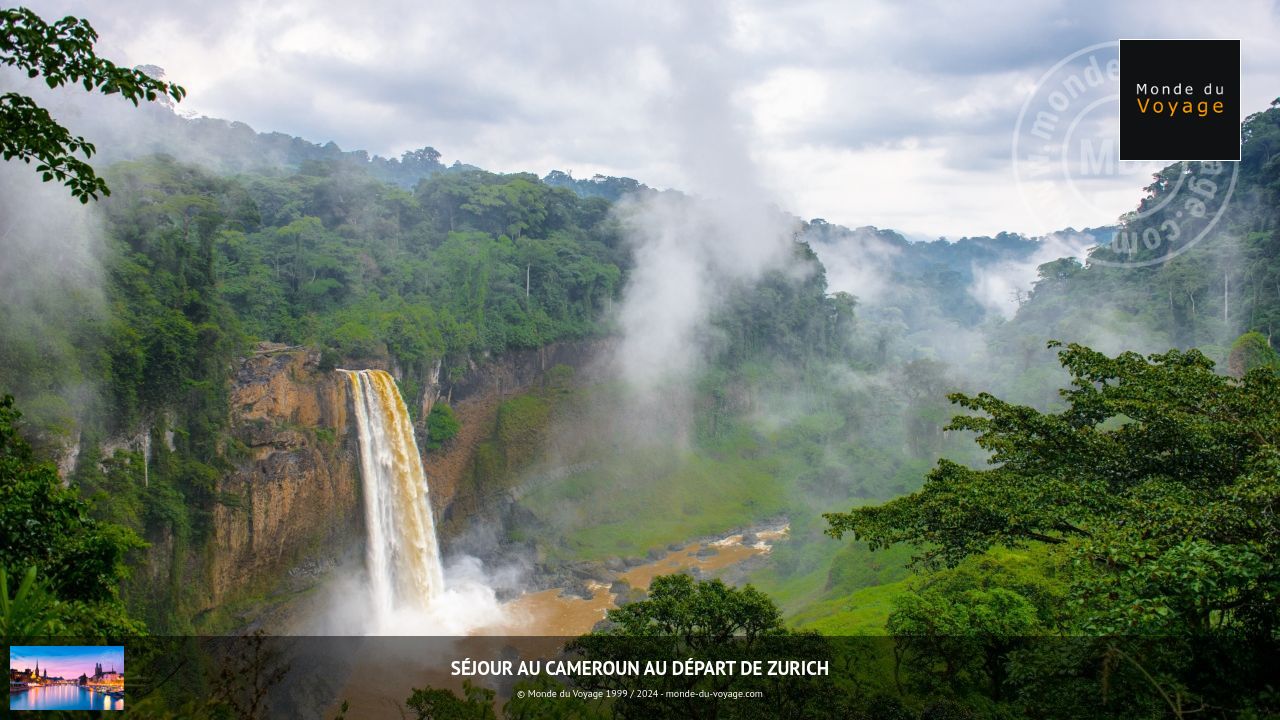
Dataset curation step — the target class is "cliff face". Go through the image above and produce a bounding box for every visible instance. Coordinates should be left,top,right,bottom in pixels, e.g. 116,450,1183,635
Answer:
189,339,603,626
208,344,362,611
423,341,606,538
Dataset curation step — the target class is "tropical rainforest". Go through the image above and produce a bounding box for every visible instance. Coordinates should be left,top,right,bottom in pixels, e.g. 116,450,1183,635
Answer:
2,7,1279,719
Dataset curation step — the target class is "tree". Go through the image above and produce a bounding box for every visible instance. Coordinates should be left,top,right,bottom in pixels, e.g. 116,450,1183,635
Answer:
1226,330,1280,377
884,551,1067,702
0,565,64,643
824,343,1280,716
405,680,496,720
427,402,461,450
900,358,953,458
594,573,785,642
1,7,185,201
567,574,844,720
826,342,1280,637
0,395,145,636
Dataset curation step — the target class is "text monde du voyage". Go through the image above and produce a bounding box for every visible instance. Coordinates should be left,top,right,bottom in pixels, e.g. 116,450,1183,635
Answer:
1134,83,1228,118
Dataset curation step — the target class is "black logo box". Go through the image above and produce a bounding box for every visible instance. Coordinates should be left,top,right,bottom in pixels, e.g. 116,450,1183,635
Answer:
1119,39,1240,161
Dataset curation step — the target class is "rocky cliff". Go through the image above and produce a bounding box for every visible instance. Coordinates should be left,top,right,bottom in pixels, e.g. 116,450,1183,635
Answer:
181,339,603,627
206,343,363,618
421,341,605,534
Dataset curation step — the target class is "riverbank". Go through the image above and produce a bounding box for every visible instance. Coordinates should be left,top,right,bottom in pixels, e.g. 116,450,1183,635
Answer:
494,520,790,636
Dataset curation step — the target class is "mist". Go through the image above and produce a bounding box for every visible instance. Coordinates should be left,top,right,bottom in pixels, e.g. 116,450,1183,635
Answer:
303,547,523,637
807,225,903,305
0,161,107,448
606,4,797,441
968,231,1095,318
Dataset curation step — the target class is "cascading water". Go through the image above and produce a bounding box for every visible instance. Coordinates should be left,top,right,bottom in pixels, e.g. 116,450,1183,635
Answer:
341,369,445,623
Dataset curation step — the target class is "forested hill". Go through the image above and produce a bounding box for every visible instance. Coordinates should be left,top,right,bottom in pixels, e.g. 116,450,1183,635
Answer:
5,71,665,199
0,156,631,444
1,71,466,187
803,222,1115,330
996,98,1280,364
5,93,1280,452
0,143,655,633
0,86,1015,449
0,105,855,636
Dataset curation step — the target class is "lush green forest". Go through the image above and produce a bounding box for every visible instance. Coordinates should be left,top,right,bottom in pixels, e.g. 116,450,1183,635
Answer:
4,156,628,434
0,153,641,630
3,10,1280,715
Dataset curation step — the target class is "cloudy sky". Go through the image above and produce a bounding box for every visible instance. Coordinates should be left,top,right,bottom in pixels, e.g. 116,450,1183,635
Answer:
20,0,1280,238
10,645,124,680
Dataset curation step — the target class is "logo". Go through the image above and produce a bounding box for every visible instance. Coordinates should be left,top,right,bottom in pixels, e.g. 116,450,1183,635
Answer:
1013,41,1238,268
1120,39,1240,161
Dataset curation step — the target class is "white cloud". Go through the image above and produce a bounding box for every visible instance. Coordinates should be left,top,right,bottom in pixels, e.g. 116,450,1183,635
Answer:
968,232,1095,318
18,0,1280,237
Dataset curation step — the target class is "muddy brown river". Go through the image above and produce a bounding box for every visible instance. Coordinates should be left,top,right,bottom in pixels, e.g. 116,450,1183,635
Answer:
491,525,789,636
329,525,788,718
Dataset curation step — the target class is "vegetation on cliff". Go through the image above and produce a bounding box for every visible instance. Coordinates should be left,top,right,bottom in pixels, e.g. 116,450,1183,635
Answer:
0,395,143,640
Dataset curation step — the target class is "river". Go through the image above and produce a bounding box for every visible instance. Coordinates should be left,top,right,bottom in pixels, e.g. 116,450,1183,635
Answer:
493,524,790,636
9,685,124,711
326,523,789,718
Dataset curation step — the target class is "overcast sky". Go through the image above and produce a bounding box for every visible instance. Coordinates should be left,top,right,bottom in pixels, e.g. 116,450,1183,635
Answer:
20,0,1280,238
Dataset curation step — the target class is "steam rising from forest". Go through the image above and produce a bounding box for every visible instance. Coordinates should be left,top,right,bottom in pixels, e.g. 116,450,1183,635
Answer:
613,196,795,387
0,163,104,326
606,8,796,439
968,232,1094,318
0,162,107,441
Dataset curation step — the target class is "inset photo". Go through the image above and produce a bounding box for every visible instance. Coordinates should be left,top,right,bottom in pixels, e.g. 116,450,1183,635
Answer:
8,646,125,711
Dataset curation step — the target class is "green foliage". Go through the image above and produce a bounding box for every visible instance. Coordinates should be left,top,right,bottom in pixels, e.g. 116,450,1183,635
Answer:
992,101,1280,360
824,540,913,597
0,565,63,643
405,680,497,720
513,348,972,581
1,7,185,200
789,580,906,635
0,395,145,636
3,143,887,631
1227,330,1280,377
100,158,245,444
73,446,146,531
713,243,849,368
569,574,852,720
203,163,625,376
426,402,461,450
0,151,600,454
494,395,550,465
884,550,1067,701
827,342,1280,636
521,444,786,564
600,573,786,640
901,359,956,458
543,170,650,202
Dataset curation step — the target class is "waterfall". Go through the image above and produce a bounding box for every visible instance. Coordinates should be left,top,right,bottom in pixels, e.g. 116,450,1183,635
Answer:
341,369,445,620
